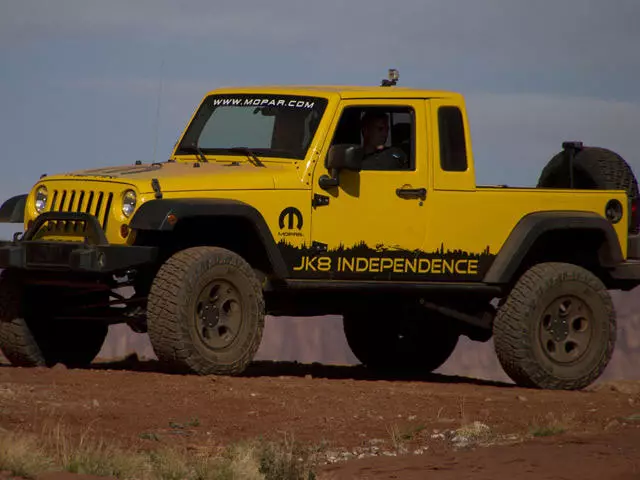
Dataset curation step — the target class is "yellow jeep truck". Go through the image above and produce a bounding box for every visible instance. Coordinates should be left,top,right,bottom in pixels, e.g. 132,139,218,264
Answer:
0,72,639,390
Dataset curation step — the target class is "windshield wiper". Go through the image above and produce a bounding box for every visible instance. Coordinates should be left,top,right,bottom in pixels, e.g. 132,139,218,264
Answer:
181,143,209,163
228,147,265,167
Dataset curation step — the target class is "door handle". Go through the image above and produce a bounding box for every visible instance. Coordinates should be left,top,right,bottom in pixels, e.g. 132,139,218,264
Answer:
396,187,427,200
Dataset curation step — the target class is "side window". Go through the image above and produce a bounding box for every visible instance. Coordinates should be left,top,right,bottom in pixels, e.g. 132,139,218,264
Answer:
328,105,415,171
438,106,468,172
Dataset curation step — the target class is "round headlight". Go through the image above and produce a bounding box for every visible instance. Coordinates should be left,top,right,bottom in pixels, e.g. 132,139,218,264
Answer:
122,190,137,217
35,186,48,213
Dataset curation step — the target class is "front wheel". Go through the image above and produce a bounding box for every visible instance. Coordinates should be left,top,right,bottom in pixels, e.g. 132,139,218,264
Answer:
493,262,616,390
146,246,265,376
0,272,108,368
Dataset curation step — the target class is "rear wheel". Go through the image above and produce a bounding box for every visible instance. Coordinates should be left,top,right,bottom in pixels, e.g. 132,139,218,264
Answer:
146,246,265,376
343,306,459,374
0,273,109,368
493,262,615,390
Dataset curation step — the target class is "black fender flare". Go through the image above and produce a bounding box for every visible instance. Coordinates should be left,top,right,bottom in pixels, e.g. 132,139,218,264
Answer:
0,194,27,223
483,211,623,284
129,198,288,278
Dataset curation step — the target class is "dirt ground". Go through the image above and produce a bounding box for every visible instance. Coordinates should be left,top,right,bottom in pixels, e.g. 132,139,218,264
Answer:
1,358,640,479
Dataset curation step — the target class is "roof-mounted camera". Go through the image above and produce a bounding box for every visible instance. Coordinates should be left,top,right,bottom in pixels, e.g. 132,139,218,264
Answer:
380,68,399,87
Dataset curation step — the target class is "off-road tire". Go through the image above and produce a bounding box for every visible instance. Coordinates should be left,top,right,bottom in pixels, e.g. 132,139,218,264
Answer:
493,262,615,390
537,146,639,214
342,308,459,374
146,246,265,376
0,273,108,368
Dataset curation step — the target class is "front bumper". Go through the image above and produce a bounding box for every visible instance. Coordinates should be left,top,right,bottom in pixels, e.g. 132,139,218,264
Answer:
0,211,156,273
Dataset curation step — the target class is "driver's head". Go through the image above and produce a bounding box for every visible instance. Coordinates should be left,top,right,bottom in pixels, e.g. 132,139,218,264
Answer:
361,111,389,153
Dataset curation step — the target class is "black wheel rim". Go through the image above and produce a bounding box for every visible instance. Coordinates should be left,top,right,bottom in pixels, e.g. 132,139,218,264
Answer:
538,295,593,365
194,279,242,350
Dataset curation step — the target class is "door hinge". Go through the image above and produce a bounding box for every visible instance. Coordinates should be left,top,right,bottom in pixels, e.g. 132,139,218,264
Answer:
312,193,330,208
310,241,328,254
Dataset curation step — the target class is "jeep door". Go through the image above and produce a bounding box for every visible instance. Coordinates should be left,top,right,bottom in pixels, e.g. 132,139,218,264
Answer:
299,98,430,281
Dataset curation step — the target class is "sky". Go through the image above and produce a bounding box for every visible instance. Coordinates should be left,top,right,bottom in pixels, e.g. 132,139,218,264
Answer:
1,0,639,239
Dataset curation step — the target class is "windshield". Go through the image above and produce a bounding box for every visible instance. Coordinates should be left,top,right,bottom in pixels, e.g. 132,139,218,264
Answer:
175,93,329,160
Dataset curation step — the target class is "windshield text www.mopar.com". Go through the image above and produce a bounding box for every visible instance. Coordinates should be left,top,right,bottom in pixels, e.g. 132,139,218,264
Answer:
212,97,315,109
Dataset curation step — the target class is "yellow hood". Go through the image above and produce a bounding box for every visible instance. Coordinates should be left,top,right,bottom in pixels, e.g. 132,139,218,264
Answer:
44,160,306,193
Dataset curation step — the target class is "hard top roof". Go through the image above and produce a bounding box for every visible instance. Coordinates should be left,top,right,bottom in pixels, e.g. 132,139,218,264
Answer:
206,84,463,100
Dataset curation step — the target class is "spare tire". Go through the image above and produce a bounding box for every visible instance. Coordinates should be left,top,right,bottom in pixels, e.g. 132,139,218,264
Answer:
537,146,639,232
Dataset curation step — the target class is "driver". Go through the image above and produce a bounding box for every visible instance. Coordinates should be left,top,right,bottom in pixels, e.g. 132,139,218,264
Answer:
360,111,408,170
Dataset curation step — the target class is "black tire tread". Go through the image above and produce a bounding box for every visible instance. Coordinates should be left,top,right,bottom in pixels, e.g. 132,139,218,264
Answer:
538,146,639,200
146,246,264,376
0,273,107,368
493,262,615,390
0,274,46,366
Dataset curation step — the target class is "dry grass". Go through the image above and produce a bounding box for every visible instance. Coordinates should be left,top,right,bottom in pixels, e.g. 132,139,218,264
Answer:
386,422,427,452
0,428,54,478
529,412,574,438
0,422,320,480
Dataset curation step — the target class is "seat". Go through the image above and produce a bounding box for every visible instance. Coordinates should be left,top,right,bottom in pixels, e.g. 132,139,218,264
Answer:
391,122,412,160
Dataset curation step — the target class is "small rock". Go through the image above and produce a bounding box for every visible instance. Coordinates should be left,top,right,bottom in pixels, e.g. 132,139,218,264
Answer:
52,363,67,371
408,415,417,421
605,419,620,430
452,421,492,446
304,374,312,380
517,395,527,402
92,399,100,407
436,417,456,424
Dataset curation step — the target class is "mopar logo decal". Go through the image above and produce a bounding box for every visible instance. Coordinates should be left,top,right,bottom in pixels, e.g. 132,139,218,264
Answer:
279,207,303,230
278,207,303,238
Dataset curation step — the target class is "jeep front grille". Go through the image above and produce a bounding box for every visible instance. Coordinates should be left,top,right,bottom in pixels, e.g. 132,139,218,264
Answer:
49,189,114,231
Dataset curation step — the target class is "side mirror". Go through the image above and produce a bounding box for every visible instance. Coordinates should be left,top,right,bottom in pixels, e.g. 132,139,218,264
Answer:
327,144,363,171
319,144,363,189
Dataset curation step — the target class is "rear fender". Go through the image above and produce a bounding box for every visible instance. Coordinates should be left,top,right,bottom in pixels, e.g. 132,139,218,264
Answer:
483,211,623,284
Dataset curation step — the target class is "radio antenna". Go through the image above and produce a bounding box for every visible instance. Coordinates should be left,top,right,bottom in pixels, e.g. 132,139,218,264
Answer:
152,58,165,163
